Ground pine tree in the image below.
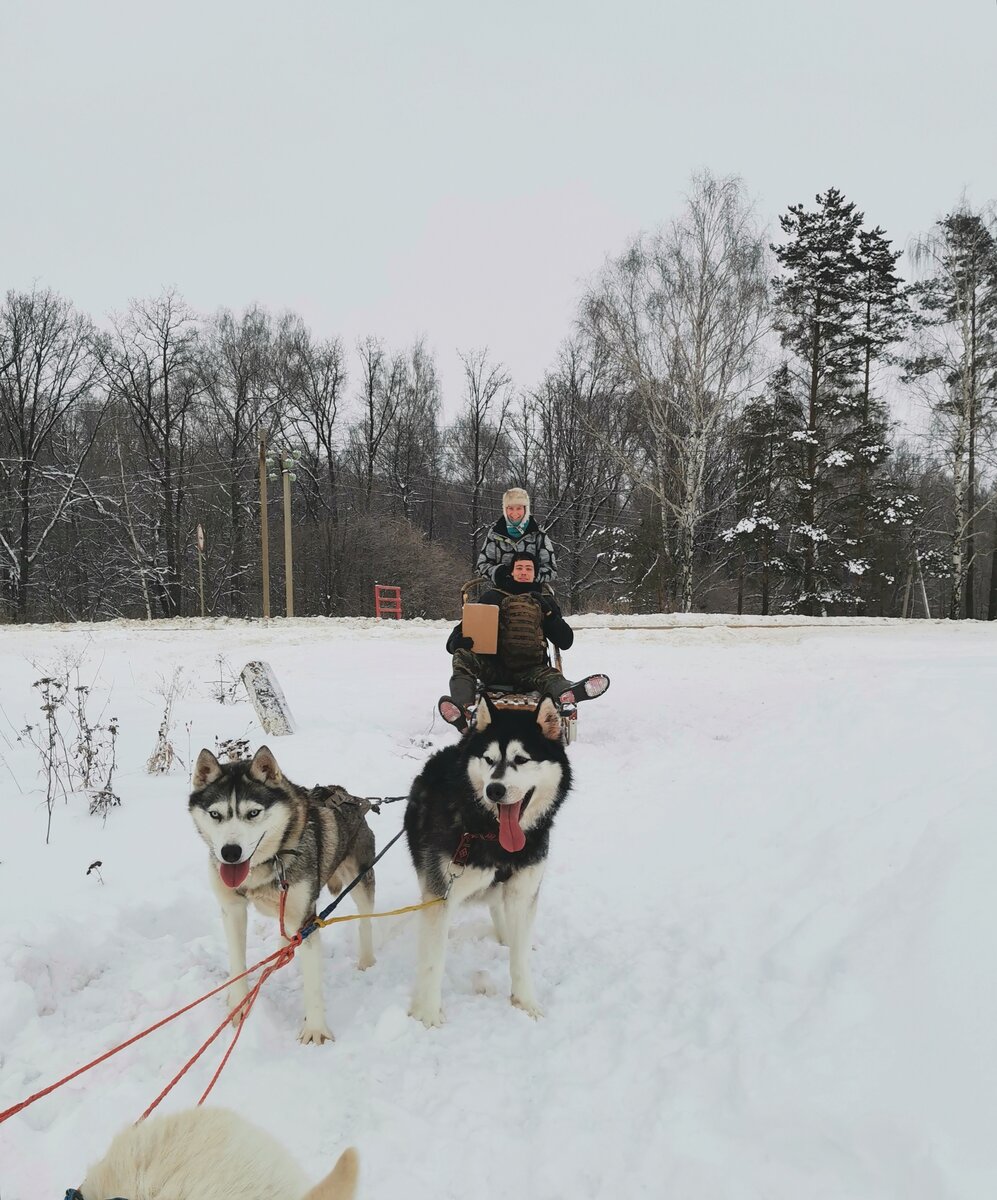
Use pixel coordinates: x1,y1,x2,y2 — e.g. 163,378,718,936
852,226,911,608
770,189,909,614
907,208,997,618
723,364,798,614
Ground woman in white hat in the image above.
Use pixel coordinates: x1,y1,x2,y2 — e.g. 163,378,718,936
476,487,558,583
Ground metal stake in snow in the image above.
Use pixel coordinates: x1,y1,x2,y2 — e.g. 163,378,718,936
240,661,296,736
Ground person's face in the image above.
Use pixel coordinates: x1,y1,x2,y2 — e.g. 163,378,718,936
512,559,536,583
505,503,526,523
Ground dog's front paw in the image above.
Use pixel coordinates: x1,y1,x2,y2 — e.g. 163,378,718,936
227,988,249,1027
409,999,444,1028
298,1022,335,1046
357,951,375,971
511,995,545,1020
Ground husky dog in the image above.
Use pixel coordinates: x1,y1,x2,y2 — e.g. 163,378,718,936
404,695,572,1027
189,746,376,1045
76,1106,358,1200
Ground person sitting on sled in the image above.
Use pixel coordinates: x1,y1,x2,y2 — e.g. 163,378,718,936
476,486,558,584
438,551,610,733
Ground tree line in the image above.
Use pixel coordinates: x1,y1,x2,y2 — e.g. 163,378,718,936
2,172,995,623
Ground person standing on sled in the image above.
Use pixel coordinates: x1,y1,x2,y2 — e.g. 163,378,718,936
476,487,558,584
438,552,610,733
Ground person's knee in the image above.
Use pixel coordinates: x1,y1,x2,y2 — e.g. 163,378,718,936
452,649,477,674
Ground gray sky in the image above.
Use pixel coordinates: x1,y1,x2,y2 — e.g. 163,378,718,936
2,0,995,405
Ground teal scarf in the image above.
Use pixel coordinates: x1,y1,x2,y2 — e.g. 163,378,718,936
505,517,529,539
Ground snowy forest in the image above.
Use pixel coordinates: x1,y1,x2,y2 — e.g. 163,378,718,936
2,173,995,624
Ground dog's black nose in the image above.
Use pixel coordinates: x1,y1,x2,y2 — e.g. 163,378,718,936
486,782,506,802
221,844,243,863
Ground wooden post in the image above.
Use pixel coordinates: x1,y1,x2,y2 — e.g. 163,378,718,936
240,660,296,736
259,430,270,619
283,459,294,618
196,523,206,618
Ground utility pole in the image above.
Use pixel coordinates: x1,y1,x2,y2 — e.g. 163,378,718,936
283,458,294,618
258,430,271,619
266,443,301,618
196,523,206,618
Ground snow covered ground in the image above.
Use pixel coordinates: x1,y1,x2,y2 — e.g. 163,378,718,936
1,615,995,1199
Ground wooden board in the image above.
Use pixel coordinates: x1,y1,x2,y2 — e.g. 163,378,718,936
461,602,499,654
240,660,296,736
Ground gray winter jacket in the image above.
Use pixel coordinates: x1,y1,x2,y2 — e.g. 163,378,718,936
475,517,558,583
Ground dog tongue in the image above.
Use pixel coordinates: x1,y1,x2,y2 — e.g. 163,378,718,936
498,802,526,853
219,861,251,889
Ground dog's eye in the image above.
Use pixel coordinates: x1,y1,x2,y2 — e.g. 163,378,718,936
208,811,224,822
482,755,498,767
512,755,529,766
245,809,263,820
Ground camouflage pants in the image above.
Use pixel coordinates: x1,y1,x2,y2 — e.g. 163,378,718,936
451,648,570,704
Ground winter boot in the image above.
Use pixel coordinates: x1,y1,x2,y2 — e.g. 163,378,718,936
558,674,611,706
438,696,470,735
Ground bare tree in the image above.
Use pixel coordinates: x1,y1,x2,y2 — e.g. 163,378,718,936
528,338,636,610
101,291,201,617
348,337,405,506
582,172,769,611
446,349,512,568
0,288,107,619
504,386,543,494
381,339,442,526
198,305,277,614
280,319,348,613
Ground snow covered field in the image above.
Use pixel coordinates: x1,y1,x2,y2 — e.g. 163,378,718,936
1,615,995,1199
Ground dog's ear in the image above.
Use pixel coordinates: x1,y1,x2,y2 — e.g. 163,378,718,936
535,697,562,742
249,745,283,784
302,1146,359,1200
192,748,223,789
474,695,496,732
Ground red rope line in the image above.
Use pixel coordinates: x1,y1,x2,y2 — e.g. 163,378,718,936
196,951,290,1108
194,890,299,1112
143,889,299,1118
141,942,296,1121
0,925,298,1127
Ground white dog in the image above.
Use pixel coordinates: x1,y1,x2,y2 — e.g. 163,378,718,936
76,1106,358,1200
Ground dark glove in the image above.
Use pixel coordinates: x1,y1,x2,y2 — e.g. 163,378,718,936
539,596,556,615
455,635,475,650
495,564,513,587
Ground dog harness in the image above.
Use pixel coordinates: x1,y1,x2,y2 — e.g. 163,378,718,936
65,1190,127,1199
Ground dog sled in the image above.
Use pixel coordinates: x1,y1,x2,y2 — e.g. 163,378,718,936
456,577,579,744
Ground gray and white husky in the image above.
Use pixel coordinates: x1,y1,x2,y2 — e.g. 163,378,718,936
404,696,572,1027
189,746,376,1045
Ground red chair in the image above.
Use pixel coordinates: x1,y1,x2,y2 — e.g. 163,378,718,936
374,584,402,619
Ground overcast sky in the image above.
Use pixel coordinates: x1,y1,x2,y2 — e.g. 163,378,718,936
2,0,995,406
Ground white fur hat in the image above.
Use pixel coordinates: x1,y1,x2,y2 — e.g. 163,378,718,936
502,487,531,518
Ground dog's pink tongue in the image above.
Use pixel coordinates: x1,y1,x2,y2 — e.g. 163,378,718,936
219,861,251,889
498,802,526,853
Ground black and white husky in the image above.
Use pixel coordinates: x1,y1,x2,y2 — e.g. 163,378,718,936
404,695,572,1026
189,746,376,1045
